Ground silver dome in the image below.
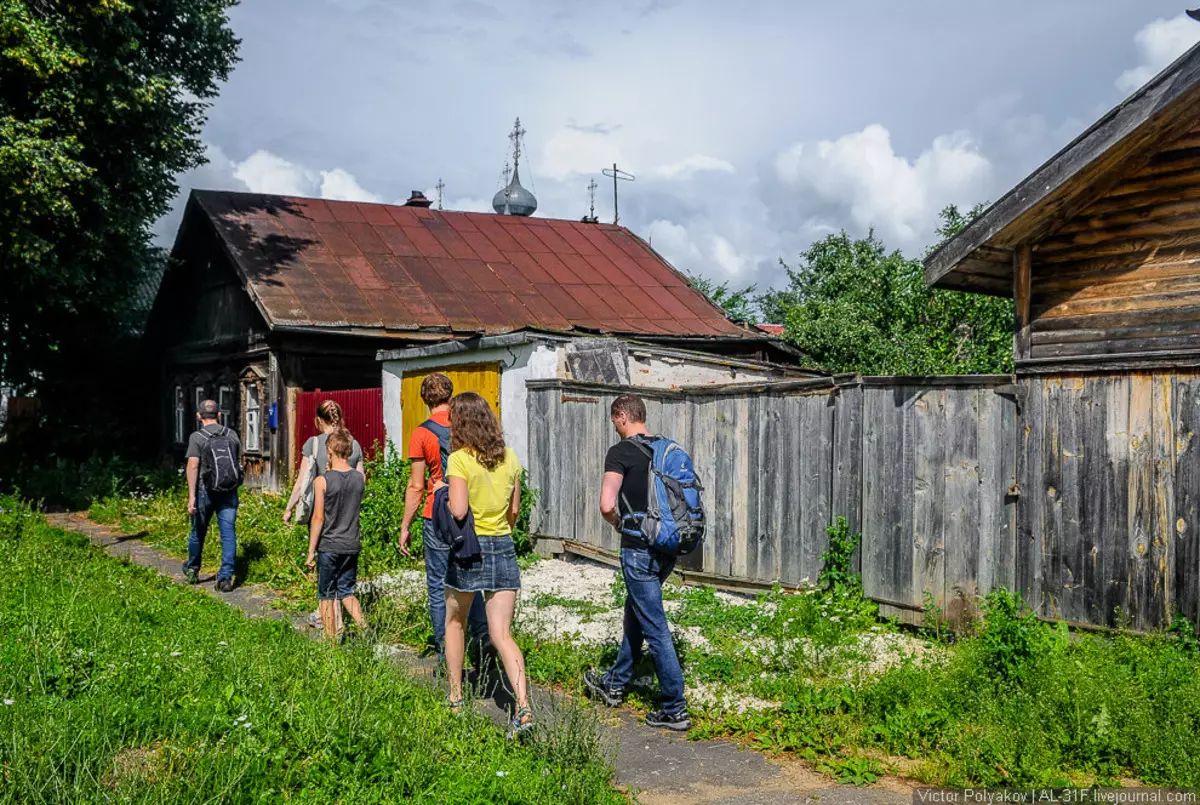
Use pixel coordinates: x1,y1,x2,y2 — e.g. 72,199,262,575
492,164,537,216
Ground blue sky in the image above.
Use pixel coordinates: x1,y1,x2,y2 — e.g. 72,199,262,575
160,1,1200,292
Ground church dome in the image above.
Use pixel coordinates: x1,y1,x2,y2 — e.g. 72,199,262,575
492,164,537,216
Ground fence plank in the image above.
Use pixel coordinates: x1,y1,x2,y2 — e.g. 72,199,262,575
1174,375,1200,629
1128,374,1156,630
833,383,864,571
1058,376,1088,623
944,388,979,622
1101,377,1132,626
1151,373,1175,628
912,388,946,612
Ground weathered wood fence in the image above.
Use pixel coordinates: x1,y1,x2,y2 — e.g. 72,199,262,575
526,375,1018,625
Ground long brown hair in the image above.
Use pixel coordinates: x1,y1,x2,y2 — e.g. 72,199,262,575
315,399,345,432
449,392,506,470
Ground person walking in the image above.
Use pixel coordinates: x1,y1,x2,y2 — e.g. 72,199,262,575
584,392,691,730
183,399,242,592
399,373,489,662
439,392,533,738
305,428,369,641
284,399,365,632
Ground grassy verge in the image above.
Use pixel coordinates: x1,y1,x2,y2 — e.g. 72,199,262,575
0,497,625,804
83,482,1200,789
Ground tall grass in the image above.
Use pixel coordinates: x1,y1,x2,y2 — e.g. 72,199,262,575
0,497,624,804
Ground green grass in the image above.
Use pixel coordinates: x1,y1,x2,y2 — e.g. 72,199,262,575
76,482,1200,790
0,497,626,804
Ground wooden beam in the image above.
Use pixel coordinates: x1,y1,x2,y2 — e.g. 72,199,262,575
1014,243,1033,360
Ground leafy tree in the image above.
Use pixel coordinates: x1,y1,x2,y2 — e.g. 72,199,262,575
686,274,758,323
0,0,239,447
762,205,1013,375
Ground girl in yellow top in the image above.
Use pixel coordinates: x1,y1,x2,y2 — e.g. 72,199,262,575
440,392,532,737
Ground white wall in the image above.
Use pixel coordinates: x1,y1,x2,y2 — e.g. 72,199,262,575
627,349,792,389
380,341,561,465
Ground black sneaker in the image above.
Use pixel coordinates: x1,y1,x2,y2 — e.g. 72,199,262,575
583,669,625,707
183,568,199,585
215,578,234,593
645,709,691,731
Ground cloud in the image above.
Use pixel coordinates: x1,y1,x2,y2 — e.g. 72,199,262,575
319,168,382,202
652,154,735,180
773,124,993,248
1116,14,1200,94
229,150,381,203
539,127,629,180
233,150,316,196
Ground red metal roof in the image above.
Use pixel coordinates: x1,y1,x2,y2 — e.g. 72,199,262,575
756,324,786,337
189,190,758,340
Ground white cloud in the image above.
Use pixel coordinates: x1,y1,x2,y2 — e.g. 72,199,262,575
232,150,316,196
773,124,992,248
1116,14,1200,94
319,168,382,202
538,127,629,180
652,154,735,180
644,219,762,284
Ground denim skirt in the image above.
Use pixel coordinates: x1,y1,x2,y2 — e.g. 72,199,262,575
444,535,521,593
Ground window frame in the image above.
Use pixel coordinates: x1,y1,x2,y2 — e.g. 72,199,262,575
173,386,186,445
243,381,262,454
218,385,234,427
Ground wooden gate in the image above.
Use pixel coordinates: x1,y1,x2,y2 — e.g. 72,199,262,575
295,388,385,469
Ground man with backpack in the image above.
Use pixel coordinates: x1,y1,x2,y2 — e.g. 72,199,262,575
585,392,701,731
184,399,243,592
399,373,489,663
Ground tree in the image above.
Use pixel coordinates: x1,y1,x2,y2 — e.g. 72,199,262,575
764,206,1013,375
686,274,758,323
0,0,239,447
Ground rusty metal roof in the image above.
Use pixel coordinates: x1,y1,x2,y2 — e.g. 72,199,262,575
187,190,759,341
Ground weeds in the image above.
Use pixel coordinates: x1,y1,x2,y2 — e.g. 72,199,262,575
0,498,624,804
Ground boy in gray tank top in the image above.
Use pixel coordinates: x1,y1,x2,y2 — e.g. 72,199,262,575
305,429,368,641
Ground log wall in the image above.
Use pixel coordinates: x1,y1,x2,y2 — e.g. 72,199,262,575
1029,123,1200,364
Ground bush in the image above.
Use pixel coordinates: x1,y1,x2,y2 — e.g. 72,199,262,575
977,588,1058,684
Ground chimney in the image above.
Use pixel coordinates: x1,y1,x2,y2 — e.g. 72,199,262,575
404,190,433,208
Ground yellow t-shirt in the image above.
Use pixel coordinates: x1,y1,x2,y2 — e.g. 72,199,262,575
446,447,522,536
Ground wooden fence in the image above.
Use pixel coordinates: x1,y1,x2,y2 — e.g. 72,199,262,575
526,375,1017,625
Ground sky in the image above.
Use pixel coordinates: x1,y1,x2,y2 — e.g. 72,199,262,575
159,1,1200,294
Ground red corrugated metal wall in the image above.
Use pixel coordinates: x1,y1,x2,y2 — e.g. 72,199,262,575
295,388,384,470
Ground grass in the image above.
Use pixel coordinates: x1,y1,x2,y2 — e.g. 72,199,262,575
71,480,1200,790
0,496,626,804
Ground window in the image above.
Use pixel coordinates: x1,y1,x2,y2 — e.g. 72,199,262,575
173,386,186,444
194,386,205,430
218,386,234,427
244,383,261,453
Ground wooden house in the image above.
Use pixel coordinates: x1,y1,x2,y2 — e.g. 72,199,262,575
925,42,1200,630
148,190,799,492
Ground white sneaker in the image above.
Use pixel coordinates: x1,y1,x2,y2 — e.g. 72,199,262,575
307,610,323,629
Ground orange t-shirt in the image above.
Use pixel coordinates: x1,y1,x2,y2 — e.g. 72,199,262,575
408,408,450,519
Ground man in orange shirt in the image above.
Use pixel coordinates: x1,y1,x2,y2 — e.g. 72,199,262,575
400,373,489,660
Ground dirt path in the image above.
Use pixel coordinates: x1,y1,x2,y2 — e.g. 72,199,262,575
46,512,914,805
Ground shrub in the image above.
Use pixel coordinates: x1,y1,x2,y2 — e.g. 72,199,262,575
819,516,861,592
977,588,1057,684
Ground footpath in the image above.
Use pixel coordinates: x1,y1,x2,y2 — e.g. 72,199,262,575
46,512,913,805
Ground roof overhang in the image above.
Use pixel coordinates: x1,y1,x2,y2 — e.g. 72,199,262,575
924,41,1200,297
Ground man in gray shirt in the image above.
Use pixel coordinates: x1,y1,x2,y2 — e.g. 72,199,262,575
184,399,242,592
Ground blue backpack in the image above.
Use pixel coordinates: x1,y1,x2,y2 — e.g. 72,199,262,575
619,435,706,556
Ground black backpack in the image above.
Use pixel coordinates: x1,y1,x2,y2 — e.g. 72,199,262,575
419,418,451,478
198,426,243,493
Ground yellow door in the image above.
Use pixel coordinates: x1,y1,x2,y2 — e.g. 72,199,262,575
400,363,501,451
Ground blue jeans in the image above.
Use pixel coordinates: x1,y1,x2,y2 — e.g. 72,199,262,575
605,547,687,714
423,517,489,652
185,486,238,582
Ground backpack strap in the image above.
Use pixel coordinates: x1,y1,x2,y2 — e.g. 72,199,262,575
419,419,452,477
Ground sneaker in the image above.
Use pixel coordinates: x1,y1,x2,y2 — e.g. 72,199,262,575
645,709,691,731
215,578,234,593
583,669,625,707
183,568,199,585
507,706,534,740
307,610,323,630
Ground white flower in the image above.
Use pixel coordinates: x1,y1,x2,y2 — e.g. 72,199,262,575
170,651,182,657
217,641,228,647
496,771,508,777
235,715,247,723
242,722,252,729
2,699,13,706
